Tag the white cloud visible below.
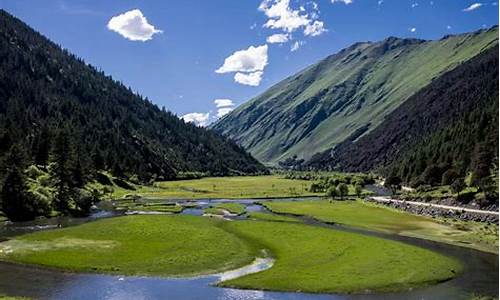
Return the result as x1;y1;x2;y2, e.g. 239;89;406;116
214;99;235;118
181;112;210;127
410;27;417;32
216;107;234;118
267;33;290;43
304;20;326;36
411;2;419;8
259;0;310;33
447;25;452;30
216;45;268;74
234;71;264;86
107;9;162;41
259;0;327;37
291;40;304;52
214;99;234;108
331;0;353;4
378;0;384;5
462;3;482;11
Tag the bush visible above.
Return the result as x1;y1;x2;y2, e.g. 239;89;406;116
441;169;460;186
337;183;349;200
26;165;44;179
38;174;52;187
71;188;98;217
416;185;432;193
327;186;338;199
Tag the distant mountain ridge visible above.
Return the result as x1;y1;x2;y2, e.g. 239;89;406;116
213;27;499;165
0;9;267;180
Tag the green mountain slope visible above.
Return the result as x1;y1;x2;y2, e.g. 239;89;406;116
307;45;498;186
213;27;498;164
0;10;267;181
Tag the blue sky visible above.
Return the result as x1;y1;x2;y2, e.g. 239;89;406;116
1;0;498;125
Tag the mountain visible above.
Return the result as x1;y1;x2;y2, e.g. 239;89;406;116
307;45;498;186
0;9;267;181
213;27;498;164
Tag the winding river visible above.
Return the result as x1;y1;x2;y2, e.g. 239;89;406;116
0;196;497;300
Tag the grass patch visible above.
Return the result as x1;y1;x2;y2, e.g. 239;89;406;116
110;176;321;199
113;200;184;213
203;202;246;216
0;215;256;277
220;220;461;293
262;200;499;253
247;212;300;223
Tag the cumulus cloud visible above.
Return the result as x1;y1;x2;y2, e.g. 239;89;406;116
181;112;210;126
304;20;326;36
235;71;264;86
331;0;353;4
267;33;290;43
107;9;162;41
216;107;234;118
214;99;235;118
216;45;267;86
259;0;310;33
462;3;482;11
259;0;327;37
409;27;417;32
411;2;419;8
214;99;234;108
216;45;268;74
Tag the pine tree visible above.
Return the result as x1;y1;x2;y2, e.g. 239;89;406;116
0;144;38;221
50;130;74;213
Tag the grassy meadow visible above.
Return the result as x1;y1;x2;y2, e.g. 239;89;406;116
0;215;257;277
0;214;461;294
220;220;461;293
100;175;322;199
262;200;499;253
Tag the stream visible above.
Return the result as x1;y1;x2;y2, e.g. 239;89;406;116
0;195;497;300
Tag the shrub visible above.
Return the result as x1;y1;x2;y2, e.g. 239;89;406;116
26;165;44;179
441;169;460;186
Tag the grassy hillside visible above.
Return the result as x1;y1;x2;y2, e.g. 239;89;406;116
213;27;498;164
308;45;498;188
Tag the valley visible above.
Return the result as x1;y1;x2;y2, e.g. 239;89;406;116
0;4;498;300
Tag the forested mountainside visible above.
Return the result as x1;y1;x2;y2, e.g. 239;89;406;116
0;10;266;220
0;10;266;180
212;27;498;164
308;45;499;188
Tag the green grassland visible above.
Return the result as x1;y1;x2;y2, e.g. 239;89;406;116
96;175;324;200
113;200;185;213
0;215;256;277
220;220;461;293
262;200;499;253
0;215;460;294
203;203;247;216
247;212;300;223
